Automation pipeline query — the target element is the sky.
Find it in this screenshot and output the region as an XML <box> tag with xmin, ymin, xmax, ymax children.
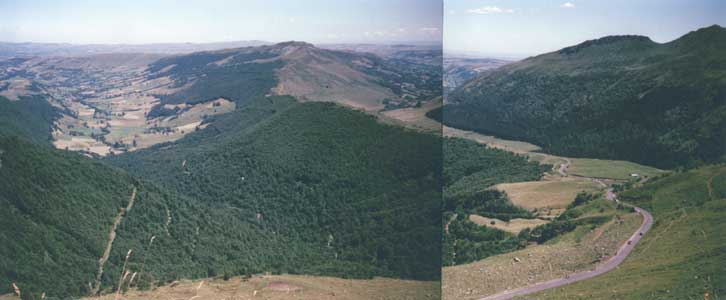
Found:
<box><xmin>445</xmin><ymin>0</ymin><xmax>726</xmax><ymax>58</ymax></box>
<box><xmin>0</xmin><ymin>0</ymin><xmax>442</xmax><ymax>44</ymax></box>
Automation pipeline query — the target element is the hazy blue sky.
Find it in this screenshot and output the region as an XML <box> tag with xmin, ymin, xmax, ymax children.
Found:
<box><xmin>0</xmin><ymin>0</ymin><xmax>442</xmax><ymax>44</ymax></box>
<box><xmin>445</xmin><ymin>0</ymin><xmax>726</xmax><ymax>58</ymax></box>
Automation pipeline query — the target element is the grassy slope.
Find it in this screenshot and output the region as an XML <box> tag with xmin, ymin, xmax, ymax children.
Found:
<box><xmin>522</xmin><ymin>165</ymin><xmax>726</xmax><ymax>300</ymax></box>
<box><xmin>569</xmin><ymin>158</ymin><xmax>666</xmax><ymax>180</ymax></box>
<box><xmin>444</xmin><ymin>199</ymin><xmax>639</xmax><ymax>300</ymax></box>
<box><xmin>108</xmin><ymin>96</ymin><xmax>443</xmax><ymax>281</ymax></box>
<box><xmin>444</xmin><ymin>25</ymin><xmax>726</xmax><ymax>169</ymax></box>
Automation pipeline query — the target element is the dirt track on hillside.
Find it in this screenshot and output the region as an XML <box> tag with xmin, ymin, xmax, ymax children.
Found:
<box><xmin>91</xmin><ymin>187</ymin><xmax>137</xmax><ymax>294</ymax></box>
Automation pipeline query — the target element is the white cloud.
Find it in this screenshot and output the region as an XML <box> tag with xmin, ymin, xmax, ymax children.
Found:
<box><xmin>467</xmin><ymin>6</ymin><xmax>515</xmax><ymax>14</ymax></box>
<box><xmin>560</xmin><ymin>2</ymin><xmax>575</xmax><ymax>8</ymax></box>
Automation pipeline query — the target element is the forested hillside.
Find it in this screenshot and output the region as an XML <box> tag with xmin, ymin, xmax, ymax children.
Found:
<box><xmin>0</xmin><ymin>40</ymin><xmax>445</xmax><ymax>298</ymax></box>
<box><xmin>2</xmin><ymin>130</ymin><xmax>348</xmax><ymax>298</ymax></box>
<box><xmin>1</xmin><ymin>95</ymin><xmax>443</xmax><ymax>299</ymax></box>
<box><xmin>108</xmin><ymin>96</ymin><xmax>443</xmax><ymax>281</ymax></box>
<box><xmin>444</xmin><ymin>25</ymin><xmax>726</xmax><ymax>169</ymax></box>
<box><xmin>0</xmin><ymin>96</ymin><xmax>59</xmax><ymax>145</ymax></box>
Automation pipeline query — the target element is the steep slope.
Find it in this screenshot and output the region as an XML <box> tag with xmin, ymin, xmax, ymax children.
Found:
<box><xmin>1</xmin><ymin>97</ymin><xmax>442</xmax><ymax>299</ymax></box>
<box><xmin>0</xmin><ymin>107</ymin><xmax>322</xmax><ymax>298</ymax></box>
<box><xmin>444</xmin><ymin>25</ymin><xmax>726</xmax><ymax>169</ymax></box>
<box><xmin>107</xmin><ymin>96</ymin><xmax>443</xmax><ymax>281</ymax></box>
<box><xmin>522</xmin><ymin>164</ymin><xmax>726</xmax><ymax>299</ymax></box>
<box><xmin>0</xmin><ymin>96</ymin><xmax>59</xmax><ymax>145</ymax></box>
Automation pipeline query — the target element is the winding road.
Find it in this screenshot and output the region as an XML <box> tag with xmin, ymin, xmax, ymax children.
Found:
<box><xmin>476</xmin><ymin>161</ymin><xmax>654</xmax><ymax>300</ymax></box>
<box><xmin>439</xmin><ymin>124</ymin><xmax>656</xmax><ymax>300</ymax></box>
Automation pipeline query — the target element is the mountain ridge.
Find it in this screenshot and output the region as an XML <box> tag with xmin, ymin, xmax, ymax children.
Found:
<box><xmin>443</xmin><ymin>25</ymin><xmax>726</xmax><ymax>169</ymax></box>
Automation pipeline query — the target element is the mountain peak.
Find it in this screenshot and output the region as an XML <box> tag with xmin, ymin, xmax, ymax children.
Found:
<box><xmin>559</xmin><ymin>35</ymin><xmax>654</xmax><ymax>55</ymax></box>
<box><xmin>695</xmin><ymin>24</ymin><xmax>725</xmax><ymax>33</ymax></box>
<box><xmin>673</xmin><ymin>24</ymin><xmax>726</xmax><ymax>46</ymax></box>
<box><xmin>274</xmin><ymin>41</ymin><xmax>315</xmax><ymax>48</ymax></box>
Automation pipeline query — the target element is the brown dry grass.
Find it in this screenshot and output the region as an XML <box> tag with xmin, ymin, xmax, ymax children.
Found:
<box><xmin>443</xmin><ymin>213</ymin><xmax>641</xmax><ymax>300</ymax></box>
<box><xmin>443</xmin><ymin>126</ymin><xmax>540</xmax><ymax>154</ymax></box>
<box><xmin>273</xmin><ymin>45</ymin><xmax>395</xmax><ymax>112</ymax></box>
<box><xmin>81</xmin><ymin>275</ymin><xmax>439</xmax><ymax>300</ymax></box>
<box><xmin>379</xmin><ymin>98</ymin><xmax>442</xmax><ymax>133</ymax></box>
<box><xmin>494</xmin><ymin>178</ymin><xmax>602</xmax><ymax>217</ymax></box>
<box><xmin>469</xmin><ymin>215</ymin><xmax>549</xmax><ymax>234</ymax></box>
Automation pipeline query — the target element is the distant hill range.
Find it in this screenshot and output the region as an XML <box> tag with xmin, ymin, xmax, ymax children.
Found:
<box><xmin>147</xmin><ymin>41</ymin><xmax>441</xmax><ymax>111</ymax></box>
<box><xmin>321</xmin><ymin>43</ymin><xmax>442</xmax><ymax>66</ymax></box>
<box><xmin>442</xmin><ymin>25</ymin><xmax>726</xmax><ymax>169</ymax></box>
<box><xmin>147</xmin><ymin>41</ymin><xmax>440</xmax><ymax>111</ymax></box>
<box><xmin>0</xmin><ymin>41</ymin><xmax>441</xmax><ymax>155</ymax></box>
<box><xmin>0</xmin><ymin>40</ymin><xmax>270</xmax><ymax>57</ymax></box>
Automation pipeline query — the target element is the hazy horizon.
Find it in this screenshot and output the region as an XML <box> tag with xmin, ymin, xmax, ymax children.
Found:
<box><xmin>0</xmin><ymin>39</ymin><xmax>442</xmax><ymax>46</ymax></box>
<box><xmin>0</xmin><ymin>0</ymin><xmax>442</xmax><ymax>45</ymax></box>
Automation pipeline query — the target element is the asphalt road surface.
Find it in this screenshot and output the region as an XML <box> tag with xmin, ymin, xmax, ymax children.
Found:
<box><xmin>478</xmin><ymin>205</ymin><xmax>653</xmax><ymax>300</ymax></box>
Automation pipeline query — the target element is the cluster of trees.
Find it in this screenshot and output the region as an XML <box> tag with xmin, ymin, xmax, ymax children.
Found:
<box><xmin>443</xmin><ymin>192</ymin><xmax>611</xmax><ymax>266</ymax></box>
<box><xmin>441</xmin><ymin>137</ymin><xmax>550</xmax><ymax>265</ymax></box>
<box><xmin>443</xmin><ymin>214</ymin><xmax>528</xmax><ymax>266</ymax></box>
<box><xmin>443</xmin><ymin>138</ymin><xmax>550</xmax><ymax>198</ymax></box>
<box><xmin>444</xmin><ymin>25</ymin><xmax>726</xmax><ymax>169</ymax></box>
